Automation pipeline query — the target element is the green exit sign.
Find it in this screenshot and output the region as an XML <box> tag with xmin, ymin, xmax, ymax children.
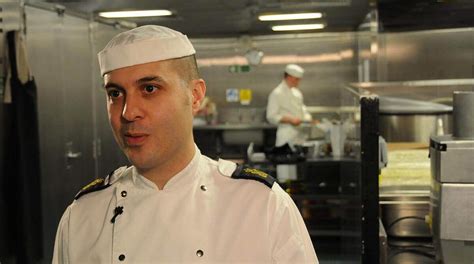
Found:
<box><xmin>229</xmin><ymin>65</ymin><xmax>251</xmax><ymax>73</ymax></box>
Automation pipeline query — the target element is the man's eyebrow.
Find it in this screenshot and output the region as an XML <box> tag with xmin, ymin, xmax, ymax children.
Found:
<box><xmin>103</xmin><ymin>76</ymin><xmax>165</xmax><ymax>90</ymax></box>
<box><xmin>136</xmin><ymin>76</ymin><xmax>166</xmax><ymax>84</ymax></box>
<box><xmin>104</xmin><ymin>82</ymin><xmax>124</xmax><ymax>90</ymax></box>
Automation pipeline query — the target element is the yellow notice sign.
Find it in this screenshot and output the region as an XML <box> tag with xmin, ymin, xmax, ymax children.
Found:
<box><xmin>239</xmin><ymin>89</ymin><xmax>252</xmax><ymax>105</ymax></box>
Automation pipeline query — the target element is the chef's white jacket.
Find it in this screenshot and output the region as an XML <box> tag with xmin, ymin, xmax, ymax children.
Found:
<box><xmin>53</xmin><ymin>147</ymin><xmax>318</xmax><ymax>263</ymax></box>
<box><xmin>266</xmin><ymin>81</ymin><xmax>312</xmax><ymax>147</ymax></box>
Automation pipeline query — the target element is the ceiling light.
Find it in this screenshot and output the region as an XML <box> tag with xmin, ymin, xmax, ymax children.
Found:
<box><xmin>98</xmin><ymin>10</ymin><xmax>173</xmax><ymax>18</ymax></box>
<box><xmin>272</xmin><ymin>24</ymin><xmax>325</xmax><ymax>31</ymax></box>
<box><xmin>259</xmin><ymin>12</ymin><xmax>323</xmax><ymax>21</ymax></box>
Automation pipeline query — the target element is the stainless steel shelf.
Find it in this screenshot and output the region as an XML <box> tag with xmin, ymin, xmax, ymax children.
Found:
<box><xmin>349</xmin><ymin>79</ymin><xmax>474</xmax><ymax>90</ymax></box>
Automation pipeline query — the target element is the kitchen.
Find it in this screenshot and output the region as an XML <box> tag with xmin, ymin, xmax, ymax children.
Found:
<box><xmin>0</xmin><ymin>0</ymin><xmax>473</xmax><ymax>263</ymax></box>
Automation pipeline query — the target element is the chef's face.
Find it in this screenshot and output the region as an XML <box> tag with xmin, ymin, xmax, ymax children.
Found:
<box><xmin>286</xmin><ymin>75</ymin><xmax>301</xmax><ymax>88</ymax></box>
<box><xmin>103</xmin><ymin>58</ymin><xmax>205</xmax><ymax>172</ymax></box>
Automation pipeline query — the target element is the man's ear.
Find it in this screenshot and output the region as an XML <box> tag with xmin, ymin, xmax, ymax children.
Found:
<box><xmin>191</xmin><ymin>79</ymin><xmax>206</xmax><ymax>115</ymax></box>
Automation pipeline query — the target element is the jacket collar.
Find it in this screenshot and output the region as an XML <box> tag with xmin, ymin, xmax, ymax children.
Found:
<box><xmin>130</xmin><ymin>145</ymin><xmax>202</xmax><ymax>192</ymax></box>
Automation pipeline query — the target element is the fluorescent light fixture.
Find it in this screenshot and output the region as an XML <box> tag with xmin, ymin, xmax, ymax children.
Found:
<box><xmin>272</xmin><ymin>24</ymin><xmax>325</xmax><ymax>31</ymax></box>
<box><xmin>99</xmin><ymin>10</ymin><xmax>172</xmax><ymax>18</ymax></box>
<box><xmin>259</xmin><ymin>12</ymin><xmax>322</xmax><ymax>21</ymax></box>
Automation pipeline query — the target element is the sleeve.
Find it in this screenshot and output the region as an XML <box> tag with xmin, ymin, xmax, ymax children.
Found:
<box><xmin>266</xmin><ymin>91</ymin><xmax>282</xmax><ymax>125</ymax></box>
<box><xmin>269</xmin><ymin>185</ymin><xmax>319</xmax><ymax>264</ymax></box>
<box><xmin>301</xmin><ymin>92</ymin><xmax>312</xmax><ymax>122</ymax></box>
<box><xmin>302</xmin><ymin>104</ymin><xmax>312</xmax><ymax>122</ymax></box>
<box><xmin>52</xmin><ymin>205</ymin><xmax>71</xmax><ymax>264</ymax></box>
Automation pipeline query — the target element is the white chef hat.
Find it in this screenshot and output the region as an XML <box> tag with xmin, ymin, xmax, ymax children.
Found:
<box><xmin>285</xmin><ymin>64</ymin><xmax>304</xmax><ymax>78</ymax></box>
<box><xmin>98</xmin><ymin>25</ymin><xmax>196</xmax><ymax>76</ymax></box>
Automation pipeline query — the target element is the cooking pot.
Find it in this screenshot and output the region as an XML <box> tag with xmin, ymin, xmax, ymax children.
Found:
<box><xmin>378</xmin><ymin>96</ymin><xmax>452</xmax><ymax>142</ymax></box>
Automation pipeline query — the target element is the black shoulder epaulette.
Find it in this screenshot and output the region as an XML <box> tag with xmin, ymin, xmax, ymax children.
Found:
<box><xmin>231</xmin><ymin>164</ymin><xmax>276</xmax><ymax>188</ymax></box>
<box><xmin>74</xmin><ymin>170</ymin><xmax>114</xmax><ymax>200</ymax></box>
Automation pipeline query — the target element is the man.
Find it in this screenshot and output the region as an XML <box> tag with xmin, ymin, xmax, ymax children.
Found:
<box><xmin>53</xmin><ymin>26</ymin><xmax>318</xmax><ymax>263</ymax></box>
<box><xmin>266</xmin><ymin>64</ymin><xmax>312</xmax><ymax>148</ymax></box>
<box><xmin>266</xmin><ymin>64</ymin><xmax>313</xmax><ymax>182</ymax></box>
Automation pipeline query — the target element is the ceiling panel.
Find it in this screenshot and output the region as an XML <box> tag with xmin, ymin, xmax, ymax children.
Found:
<box><xmin>34</xmin><ymin>0</ymin><xmax>371</xmax><ymax>36</ymax></box>
<box><xmin>379</xmin><ymin>0</ymin><xmax>474</xmax><ymax>32</ymax></box>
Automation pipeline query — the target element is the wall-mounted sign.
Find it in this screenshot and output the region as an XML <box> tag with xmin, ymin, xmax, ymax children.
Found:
<box><xmin>240</xmin><ymin>89</ymin><xmax>252</xmax><ymax>105</ymax></box>
<box><xmin>226</xmin><ymin>88</ymin><xmax>239</xmax><ymax>102</ymax></box>
<box><xmin>228</xmin><ymin>65</ymin><xmax>251</xmax><ymax>73</ymax></box>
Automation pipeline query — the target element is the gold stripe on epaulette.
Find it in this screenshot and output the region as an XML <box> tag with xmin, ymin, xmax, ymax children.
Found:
<box><xmin>81</xmin><ymin>178</ymin><xmax>104</xmax><ymax>191</ymax></box>
<box><xmin>243</xmin><ymin>168</ymin><xmax>268</xmax><ymax>178</ymax></box>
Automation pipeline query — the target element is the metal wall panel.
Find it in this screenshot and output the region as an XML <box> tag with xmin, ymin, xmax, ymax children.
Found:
<box><xmin>192</xmin><ymin>32</ymin><xmax>358</xmax><ymax>114</ymax></box>
<box><xmin>25</xmin><ymin>8</ymin><xmax>129</xmax><ymax>261</ymax></box>
<box><xmin>25</xmin><ymin>6</ymin><xmax>96</xmax><ymax>261</ymax></box>
<box><xmin>377</xmin><ymin>28</ymin><xmax>474</xmax><ymax>81</ymax></box>
<box><xmin>90</xmin><ymin>22</ymin><xmax>129</xmax><ymax>178</ymax></box>
<box><xmin>60</xmin><ymin>13</ymin><xmax>95</xmax><ymax>185</ymax></box>
<box><xmin>25</xmin><ymin>7</ymin><xmax>66</xmax><ymax>261</ymax></box>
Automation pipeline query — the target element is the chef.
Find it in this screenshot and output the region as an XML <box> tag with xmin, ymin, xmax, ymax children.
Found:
<box><xmin>266</xmin><ymin>64</ymin><xmax>312</xmax><ymax>147</ymax></box>
<box><xmin>52</xmin><ymin>25</ymin><xmax>318</xmax><ymax>263</ymax></box>
<box><xmin>266</xmin><ymin>64</ymin><xmax>313</xmax><ymax>182</ymax></box>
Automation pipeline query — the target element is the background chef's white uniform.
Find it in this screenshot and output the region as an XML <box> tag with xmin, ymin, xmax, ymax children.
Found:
<box><xmin>267</xmin><ymin>81</ymin><xmax>312</xmax><ymax>147</ymax></box>
<box><xmin>53</xmin><ymin>147</ymin><xmax>318</xmax><ymax>263</ymax></box>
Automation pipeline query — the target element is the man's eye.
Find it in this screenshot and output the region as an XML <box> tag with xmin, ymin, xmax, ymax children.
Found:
<box><xmin>144</xmin><ymin>85</ymin><xmax>158</xmax><ymax>93</ymax></box>
<box><xmin>107</xmin><ymin>90</ymin><xmax>122</xmax><ymax>98</ymax></box>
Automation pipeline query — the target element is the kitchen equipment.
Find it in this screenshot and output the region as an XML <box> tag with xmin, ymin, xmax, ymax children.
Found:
<box><xmin>430</xmin><ymin>91</ymin><xmax>474</xmax><ymax>263</ymax></box>
<box><xmin>379</xmin><ymin>136</ymin><xmax>388</xmax><ymax>170</ymax></box>
<box><xmin>379</xmin><ymin>96</ymin><xmax>452</xmax><ymax>142</ymax></box>
<box><xmin>247</xmin><ymin>142</ymin><xmax>266</xmax><ymax>162</ymax></box>
<box><xmin>379</xmin><ymin>218</ymin><xmax>388</xmax><ymax>264</ymax></box>
<box><xmin>330</xmin><ymin>121</ymin><xmax>346</xmax><ymax>156</ymax></box>
<box><xmin>302</xmin><ymin>140</ymin><xmax>326</xmax><ymax>159</ymax></box>
<box><xmin>380</xmin><ymin>146</ymin><xmax>432</xmax><ymax>240</ymax></box>
<box><xmin>315</xmin><ymin>119</ymin><xmax>354</xmax><ymax>157</ymax></box>
<box><xmin>380</xmin><ymin>186</ymin><xmax>431</xmax><ymax>238</ymax></box>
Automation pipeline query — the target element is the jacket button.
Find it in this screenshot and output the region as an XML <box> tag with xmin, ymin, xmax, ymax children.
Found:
<box><xmin>121</xmin><ymin>191</ymin><xmax>127</xmax><ymax>197</ymax></box>
<box><xmin>196</xmin><ymin>249</ymin><xmax>204</xmax><ymax>257</ymax></box>
<box><xmin>118</xmin><ymin>254</ymin><xmax>125</xmax><ymax>261</ymax></box>
<box><xmin>200</xmin><ymin>185</ymin><xmax>207</xmax><ymax>191</ymax></box>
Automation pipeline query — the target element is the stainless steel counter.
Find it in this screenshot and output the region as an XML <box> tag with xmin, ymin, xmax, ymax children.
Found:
<box><xmin>193</xmin><ymin>123</ymin><xmax>277</xmax><ymax>130</ymax></box>
<box><xmin>193</xmin><ymin>123</ymin><xmax>278</xmax><ymax>158</ymax></box>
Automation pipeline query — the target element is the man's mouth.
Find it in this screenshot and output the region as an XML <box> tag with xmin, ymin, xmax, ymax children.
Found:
<box><xmin>123</xmin><ymin>132</ymin><xmax>148</xmax><ymax>146</ymax></box>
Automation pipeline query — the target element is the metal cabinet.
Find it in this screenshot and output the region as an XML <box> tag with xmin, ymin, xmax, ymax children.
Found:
<box><xmin>24</xmin><ymin>6</ymin><xmax>127</xmax><ymax>261</ymax></box>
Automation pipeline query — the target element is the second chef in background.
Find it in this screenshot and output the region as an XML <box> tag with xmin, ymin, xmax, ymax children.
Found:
<box><xmin>267</xmin><ymin>64</ymin><xmax>313</xmax><ymax>147</ymax></box>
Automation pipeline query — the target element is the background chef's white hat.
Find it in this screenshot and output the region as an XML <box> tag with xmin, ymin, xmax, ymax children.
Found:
<box><xmin>98</xmin><ymin>25</ymin><xmax>196</xmax><ymax>76</ymax></box>
<box><xmin>285</xmin><ymin>64</ymin><xmax>304</xmax><ymax>78</ymax></box>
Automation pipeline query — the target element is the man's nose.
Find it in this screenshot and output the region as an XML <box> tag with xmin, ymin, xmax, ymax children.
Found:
<box><xmin>121</xmin><ymin>95</ymin><xmax>144</xmax><ymax>121</ymax></box>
